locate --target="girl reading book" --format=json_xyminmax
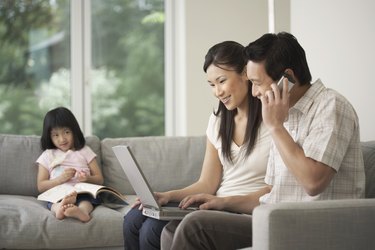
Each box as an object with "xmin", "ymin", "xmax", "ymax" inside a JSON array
[{"xmin": 36, "ymin": 107, "xmax": 104, "ymax": 222}]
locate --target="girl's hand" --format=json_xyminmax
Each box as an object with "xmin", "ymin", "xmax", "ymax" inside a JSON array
[
  {"xmin": 59, "ymin": 168, "xmax": 76, "ymax": 183},
  {"xmin": 77, "ymin": 171, "xmax": 89, "ymax": 182}
]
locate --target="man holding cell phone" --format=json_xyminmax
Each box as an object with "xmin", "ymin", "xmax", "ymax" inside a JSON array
[
  {"xmin": 245, "ymin": 31, "xmax": 364, "ymax": 204},
  {"xmin": 161, "ymin": 32, "xmax": 365, "ymax": 249}
]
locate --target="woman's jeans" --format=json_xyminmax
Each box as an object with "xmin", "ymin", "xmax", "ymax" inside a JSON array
[{"xmin": 123, "ymin": 206, "xmax": 169, "ymax": 250}]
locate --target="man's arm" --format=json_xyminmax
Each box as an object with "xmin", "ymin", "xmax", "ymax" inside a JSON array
[
  {"xmin": 270, "ymin": 125, "xmax": 336, "ymax": 196},
  {"xmin": 261, "ymin": 83, "xmax": 336, "ymax": 196}
]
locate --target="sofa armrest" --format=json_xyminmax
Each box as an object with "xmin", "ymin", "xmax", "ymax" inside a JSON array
[{"xmin": 252, "ymin": 199, "xmax": 375, "ymax": 250}]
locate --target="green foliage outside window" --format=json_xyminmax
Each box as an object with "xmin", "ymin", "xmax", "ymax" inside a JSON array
[{"xmin": 0, "ymin": 0, "xmax": 165, "ymax": 138}]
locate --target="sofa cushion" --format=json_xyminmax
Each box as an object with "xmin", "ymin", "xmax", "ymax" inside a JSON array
[
  {"xmin": 0, "ymin": 134, "xmax": 41, "ymax": 196},
  {"xmin": 0, "ymin": 195, "xmax": 123, "ymax": 249},
  {"xmin": 362, "ymin": 140, "xmax": 375, "ymax": 198},
  {"xmin": 0, "ymin": 134, "xmax": 101, "ymax": 196},
  {"xmin": 101, "ymin": 136, "xmax": 205, "ymax": 195}
]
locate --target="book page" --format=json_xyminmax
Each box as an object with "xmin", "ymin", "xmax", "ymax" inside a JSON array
[
  {"xmin": 37, "ymin": 182, "xmax": 127, "ymax": 207},
  {"xmin": 37, "ymin": 183, "xmax": 76, "ymax": 203},
  {"xmin": 73, "ymin": 182, "xmax": 105, "ymax": 196}
]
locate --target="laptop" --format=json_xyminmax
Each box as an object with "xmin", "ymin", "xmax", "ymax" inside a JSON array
[{"xmin": 112, "ymin": 145, "xmax": 197, "ymax": 220}]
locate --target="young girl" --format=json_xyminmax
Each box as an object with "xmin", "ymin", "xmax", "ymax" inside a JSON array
[{"xmin": 36, "ymin": 107, "xmax": 104, "ymax": 222}]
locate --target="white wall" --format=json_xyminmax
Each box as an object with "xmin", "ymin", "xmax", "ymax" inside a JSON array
[
  {"xmin": 171, "ymin": 0, "xmax": 268, "ymax": 136},
  {"xmin": 290, "ymin": 0, "xmax": 375, "ymax": 141},
  {"xmin": 178, "ymin": 0, "xmax": 375, "ymax": 141}
]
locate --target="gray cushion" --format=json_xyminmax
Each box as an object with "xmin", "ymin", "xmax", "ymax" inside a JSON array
[
  {"xmin": 0, "ymin": 134, "xmax": 101, "ymax": 196},
  {"xmin": 361, "ymin": 141, "xmax": 375, "ymax": 198},
  {"xmin": 101, "ymin": 136, "xmax": 205, "ymax": 195},
  {"xmin": 0, "ymin": 134, "xmax": 41, "ymax": 196},
  {"xmin": 0, "ymin": 195, "xmax": 123, "ymax": 249}
]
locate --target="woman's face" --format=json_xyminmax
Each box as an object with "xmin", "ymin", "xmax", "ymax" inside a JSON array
[{"xmin": 206, "ymin": 64, "xmax": 249, "ymax": 111}]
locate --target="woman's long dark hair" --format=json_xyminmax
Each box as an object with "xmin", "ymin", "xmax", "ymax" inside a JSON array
[
  {"xmin": 40, "ymin": 107, "xmax": 86, "ymax": 151},
  {"xmin": 204, "ymin": 41, "xmax": 262, "ymax": 161}
]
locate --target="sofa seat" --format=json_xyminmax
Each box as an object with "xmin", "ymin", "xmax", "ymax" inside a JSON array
[{"xmin": 0, "ymin": 194, "xmax": 138, "ymax": 249}]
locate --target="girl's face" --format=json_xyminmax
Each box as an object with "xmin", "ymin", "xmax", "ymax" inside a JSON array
[
  {"xmin": 50, "ymin": 127, "xmax": 74, "ymax": 152},
  {"xmin": 206, "ymin": 64, "xmax": 249, "ymax": 111}
]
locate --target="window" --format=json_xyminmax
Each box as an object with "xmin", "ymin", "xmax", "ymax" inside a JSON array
[
  {"xmin": 90, "ymin": 0, "xmax": 165, "ymax": 138},
  {"xmin": 0, "ymin": 0, "xmax": 165, "ymax": 138},
  {"xmin": 0, "ymin": 0, "xmax": 70, "ymax": 135}
]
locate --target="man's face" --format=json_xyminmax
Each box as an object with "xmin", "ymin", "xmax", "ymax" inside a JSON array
[{"xmin": 246, "ymin": 61, "xmax": 274, "ymax": 99}]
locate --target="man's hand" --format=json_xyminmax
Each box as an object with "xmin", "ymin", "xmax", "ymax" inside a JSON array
[{"xmin": 260, "ymin": 82, "xmax": 289, "ymax": 131}]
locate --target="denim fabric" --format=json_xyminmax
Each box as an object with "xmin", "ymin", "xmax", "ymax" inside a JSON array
[{"xmin": 123, "ymin": 206, "xmax": 168, "ymax": 250}]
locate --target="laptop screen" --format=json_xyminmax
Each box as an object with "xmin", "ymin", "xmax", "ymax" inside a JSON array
[{"xmin": 112, "ymin": 145, "xmax": 161, "ymax": 210}]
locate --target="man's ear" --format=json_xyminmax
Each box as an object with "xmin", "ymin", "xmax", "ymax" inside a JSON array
[{"xmin": 284, "ymin": 69, "xmax": 296, "ymax": 83}]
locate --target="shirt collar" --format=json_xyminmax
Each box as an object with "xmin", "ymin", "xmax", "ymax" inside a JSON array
[{"xmin": 291, "ymin": 79, "xmax": 325, "ymax": 114}]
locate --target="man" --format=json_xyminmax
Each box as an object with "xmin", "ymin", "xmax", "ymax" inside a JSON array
[{"xmin": 161, "ymin": 32, "xmax": 365, "ymax": 249}]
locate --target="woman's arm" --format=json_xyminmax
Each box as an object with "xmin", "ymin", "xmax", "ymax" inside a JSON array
[{"xmin": 179, "ymin": 185, "xmax": 272, "ymax": 214}]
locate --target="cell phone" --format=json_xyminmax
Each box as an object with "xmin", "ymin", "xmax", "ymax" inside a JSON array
[{"xmin": 277, "ymin": 74, "xmax": 295, "ymax": 92}]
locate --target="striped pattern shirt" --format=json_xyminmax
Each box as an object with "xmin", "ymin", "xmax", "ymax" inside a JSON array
[{"xmin": 260, "ymin": 79, "xmax": 365, "ymax": 204}]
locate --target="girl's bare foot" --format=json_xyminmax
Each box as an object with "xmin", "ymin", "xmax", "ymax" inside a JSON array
[
  {"xmin": 61, "ymin": 191, "xmax": 77, "ymax": 206},
  {"xmin": 52, "ymin": 192, "xmax": 77, "ymax": 220},
  {"xmin": 54, "ymin": 204, "xmax": 65, "ymax": 220},
  {"xmin": 63, "ymin": 204, "xmax": 91, "ymax": 222}
]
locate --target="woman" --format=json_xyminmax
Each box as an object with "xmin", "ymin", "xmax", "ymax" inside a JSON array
[{"xmin": 123, "ymin": 41, "xmax": 270, "ymax": 250}]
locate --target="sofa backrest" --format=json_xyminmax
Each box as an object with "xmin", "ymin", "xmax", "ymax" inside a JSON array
[
  {"xmin": 0, "ymin": 134, "xmax": 41, "ymax": 196},
  {"xmin": 2, "ymin": 132, "xmax": 373, "ymax": 199},
  {"xmin": 0, "ymin": 134, "xmax": 101, "ymax": 196},
  {"xmin": 101, "ymin": 136, "xmax": 205, "ymax": 195}
]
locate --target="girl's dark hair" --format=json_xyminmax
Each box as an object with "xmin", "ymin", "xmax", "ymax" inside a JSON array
[
  {"xmin": 40, "ymin": 107, "xmax": 86, "ymax": 150},
  {"xmin": 204, "ymin": 41, "xmax": 262, "ymax": 161},
  {"xmin": 244, "ymin": 32, "xmax": 312, "ymax": 85}
]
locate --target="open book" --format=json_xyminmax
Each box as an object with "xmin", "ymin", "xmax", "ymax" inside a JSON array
[{"xmin": 37, "ymin": 183, "xmax": 128, "ymax": 208}]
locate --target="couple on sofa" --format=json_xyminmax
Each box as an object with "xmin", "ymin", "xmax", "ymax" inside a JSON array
[{"xmin": 122, "ymin": 32, "xmax": 365, "ymax": 250}]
